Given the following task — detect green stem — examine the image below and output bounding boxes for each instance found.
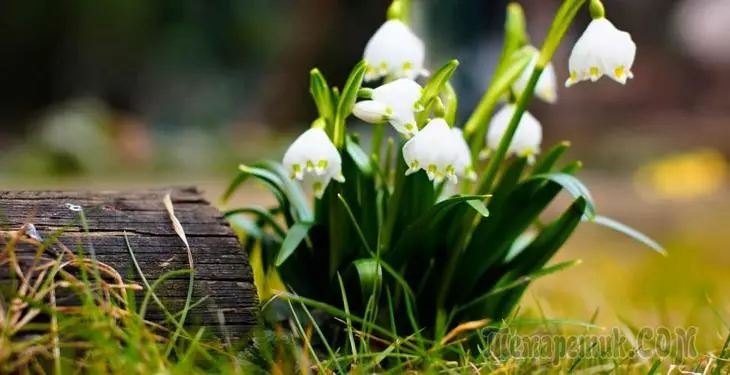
[380,144,406,251]
[475,66,542,195]
[589,0,605,19]
[443,82,458,126]
[475,0,587,194]
[538,0,588,67]
[383,137,395,186]
[371,124,385,161]
[387,0,410,22]
[434,212,475,341]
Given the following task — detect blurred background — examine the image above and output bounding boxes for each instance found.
[1,0,730,348]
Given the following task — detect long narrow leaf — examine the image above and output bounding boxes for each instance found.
[531,141,571,175]
[419,60,459,109]
[276,222,313,266]
[310,68,334,122]
[591,215,666,255]
[251,160,313,222]
[353,258,383,306]
[529,172,596,219]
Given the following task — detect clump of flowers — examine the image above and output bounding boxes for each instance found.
[224,0,661,355]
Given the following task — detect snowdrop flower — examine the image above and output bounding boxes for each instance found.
[513,46,558,104]
[486,104,542,164]
[352,78,423,137]
[565,18,636,87]
[283,127,344,198]
[402,118,461,184]
[363,19,425,82]
[451,128,477,182]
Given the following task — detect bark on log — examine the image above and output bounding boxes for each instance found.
[0,187,258,340]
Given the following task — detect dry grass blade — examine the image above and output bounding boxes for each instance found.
[438,319,490,347]
[163,192,195,356]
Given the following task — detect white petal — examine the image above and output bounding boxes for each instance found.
[372,79,423,136]
[513,46,558,104]
[372,79,423,109]
[363,20,425,81]
[389,114,418,137]
[450,127,475,179]
[402,137,419,174]
[352,100,390,123]
[566,18,636,87]
[536,62,558,103]
[486,105,542,158]
[282,127,343,191]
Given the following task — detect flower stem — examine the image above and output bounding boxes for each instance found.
[537,0,588,67]
[371,124,385,161]
[387,0,409,22]
[589,0,605,19]
[474,66,542,195]
[474,0,587,194]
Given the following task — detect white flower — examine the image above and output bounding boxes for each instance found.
[565,18,636,87]
[513,46,558,104]
[352,78,423,137]
[451,128,477,182]
[363,19,425,82]
[402,118,461,184]
[351,100,389,123]
[486,104,542,164]
[282,127,344,198]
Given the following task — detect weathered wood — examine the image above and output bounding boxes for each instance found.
[0,187,258,339]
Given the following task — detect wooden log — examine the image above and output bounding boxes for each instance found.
[0,187,258,340]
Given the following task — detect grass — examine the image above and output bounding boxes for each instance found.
[1,193,729,374]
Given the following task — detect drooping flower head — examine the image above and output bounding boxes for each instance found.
[363,19,425,82]
[513,45,558,104]
[451,128,477,182]
[352,78,423,137]
[486,104,542,164]
[565,18,636,87]
[402,118,462,184]
[283,127,344,198]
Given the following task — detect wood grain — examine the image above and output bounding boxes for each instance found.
[0,187,258,339]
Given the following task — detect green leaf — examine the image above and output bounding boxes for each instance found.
[310,68,334,123]
[419,60,459,109]
[531,141,571,175]
[334,61,367,147]
[345,136,373,176]
[466,199,490,217]
[487,157,527,207]
[250,160,313,223]
[455,176,569,306]
[464,49,532,137]
[456,259,582,314]
[590,215,667,255]
[504,197,587,277]
[387,194,489,268]
[528,172,595,219]
[353,258,383,304]
[336,61,367,116]
[443,82,458,126]
[276,222,312,267]
[504,230,538,262]
[226,214,263,239]
[223,165,286,216]
[223,207,286,239]
[466,198,587,320]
